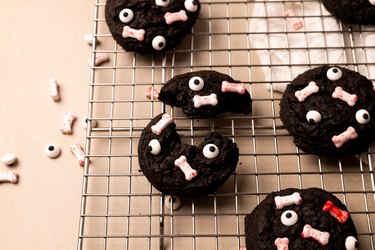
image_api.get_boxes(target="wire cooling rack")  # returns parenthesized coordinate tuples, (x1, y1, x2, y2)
(78, 0, 375, 249)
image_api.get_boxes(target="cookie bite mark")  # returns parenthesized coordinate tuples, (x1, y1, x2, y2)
(294, 81, 319, 102)
(332, 86, 358, 106)
(274, 192, 302, 209)
(164, 10, 188, 25)
(301, 224, 330, 246)
(122, 26, 145, 41)
(193, 93, 218, 108)
(323, 200, 350, 223)
(274, 237, 289, 250)
(332, 126, 358, 148)
(151, 113, 174, 135)
(221, 81, 246, 94)
(174, 155, 197, 181)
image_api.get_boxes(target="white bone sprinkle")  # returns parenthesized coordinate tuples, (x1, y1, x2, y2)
(122, 26, 145, 41)
(221, 81, 246, 94)
(332, 86, 358, 106)
(174, 155, 197, 181)
(332, 126, 358, 148)
(274, 192, 302, 209)
(0, 171, 18, 184)
(274, 237, 289, 250)
(164, 10, 188, 25)
(70, 143, 85, 167)
(301, 224, 330, 246)
(294, 81, 319, 102)
(151, 114, 174, 135)
(49, 78, 60, 102)
(193, 93, 218, 108)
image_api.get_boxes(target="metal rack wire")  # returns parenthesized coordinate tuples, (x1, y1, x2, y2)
(78, 0, 375, 249)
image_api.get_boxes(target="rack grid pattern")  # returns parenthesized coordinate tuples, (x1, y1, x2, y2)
(78, 1, 375, 249)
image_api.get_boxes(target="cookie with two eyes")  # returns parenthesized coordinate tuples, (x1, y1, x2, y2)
(245, 188, 359, 250)
(105, 0, 200, 54)
(138, 113, 239, 197)
(321, 0, 375, 25)
(158, 70, 252, 117)
(280, 65, 375, 156)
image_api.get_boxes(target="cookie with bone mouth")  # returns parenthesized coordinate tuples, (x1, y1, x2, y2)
(280, 65, 375, 156)
(245, 188, 359, 250)
(321, 0, 375, 24)
(105, 0, 200, 54)
(138, 113, 239, 197)
(158, 70, 252, 117)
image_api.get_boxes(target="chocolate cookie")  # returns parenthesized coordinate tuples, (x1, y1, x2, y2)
(158, 70, 252, 117)
(321, 0, 375, 25)
(280, 65, 375, 156)
(245, 188, 359, 250)
(138, 113, 239, 197)
(105, 0, 200, 54)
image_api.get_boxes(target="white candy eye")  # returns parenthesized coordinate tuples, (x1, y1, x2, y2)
(369, 0, 375, 6)
(119, 9, 134, 23)
(280, 210, 298, 226)
(155, 0, 170, 7)
(184, 0, 199, 12)
(152, 36, 166, 51)
(345, 236, 359, 250)
(164, 195, 181, 210)
(356, 109, 370, 124)
(188, 76, 204, 91)
(327, 67, 343, 81)
(203, 144, 219, 159)
(306, 110, 322, 124)
(148, 139, 161, 155)
(45, 144, 61, 158)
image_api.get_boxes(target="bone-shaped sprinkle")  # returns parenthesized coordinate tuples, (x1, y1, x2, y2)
(60, 112, 76, 134)
(145, 85, 160, 100)
(122, 26, 145, 41)
(295, 81, 319, 102)
(284, 9, 303, 30)
(332, 86, 358, 106)
(274, 237, 289, 250)
(332, 126, 358, 148)
(323, 200, 350, 223)
(0, 171, 18, 184)
(274, 192, 302, 209)
(193, 93, 218, 108)
(174, 155, 197, 181)
(151, 114, 174, 135)
(70, 143, 85, 167)
(164, 10, 188, 25)
(221, 81, 246, 95)
(301, 224, 330, 246)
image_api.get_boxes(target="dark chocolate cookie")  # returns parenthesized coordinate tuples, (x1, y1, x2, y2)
(158, 70, 252, 117)
(105, 0, 200, 54)
(138, 113, 239, 197)
(280, 65, 375, 156)
(321, 0, 375, 25)
(245, 188, 359, 250)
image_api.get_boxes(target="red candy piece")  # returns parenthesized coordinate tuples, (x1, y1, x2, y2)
(322, 200, 350, 223)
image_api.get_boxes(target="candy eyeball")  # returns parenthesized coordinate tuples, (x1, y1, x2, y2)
(148, 139, 161, 155)
(82, 116, 98, 130)
(188, 76, 205, 91)
(164, 195, 181, 210)
(155, 0, 170, 7)
(306, 110, 322, 124)
(369, 0, 375, 6)
(327, 67, 343, 81)
(152, 36, 166, 51)
(45, 144, 61, 158)
(184, 0, 199, 12)
(203, 144, 219, 159)
(345, 236, 359, 250)
(280, 210, 298, 226)
(356, 109, 370, 124)
(119, 9, 134, 23)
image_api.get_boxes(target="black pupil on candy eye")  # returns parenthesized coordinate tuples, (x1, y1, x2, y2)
(49, 146, 54, 151)
(123, 12, 128, 17)
(170, 197, 176, 202)
(355, 241, 359, 248)
(194, 79, 200, 85)
(363, 113, 369, 120)
(192, 0, 197, 5)
(209, 146, 215, 152)
(332, 68, 338, 73)
(308, 118, 315, 124)
(285, 212, 292, 219)
(148, 145, 153, 152)
(159, 42, 164, 48)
